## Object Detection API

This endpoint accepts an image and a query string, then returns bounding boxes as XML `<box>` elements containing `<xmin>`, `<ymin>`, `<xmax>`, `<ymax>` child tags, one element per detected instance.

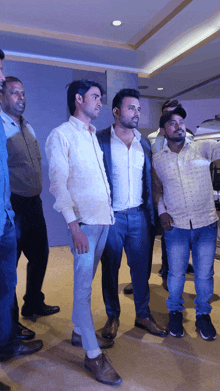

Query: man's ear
<box><xmin>75</xmin><ymin>93</ymin><xmax>83</xmax><ymax>105</ymax></box>
<box><xmin>112</xmin><ymin>107</ymin><xmax>119</xmax><ymax>118</ymax></box>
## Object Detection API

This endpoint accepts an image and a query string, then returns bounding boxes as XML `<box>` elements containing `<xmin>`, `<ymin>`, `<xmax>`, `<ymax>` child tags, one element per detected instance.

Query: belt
<box><xmin>114</xmin><ymin>205</ymin><xmax>144</xmax><ymax>214</ymax></box>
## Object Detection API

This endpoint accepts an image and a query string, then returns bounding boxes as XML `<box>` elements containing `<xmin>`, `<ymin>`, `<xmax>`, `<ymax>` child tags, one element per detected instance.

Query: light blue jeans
<box><xmin>69</xmin><ymin>224</ymin><xmax>109</xmax><ymax>351</ymax></box>
<box><xmin>164</xmin><ymin>222</ymin><xmax>217</xmax><ymax>315</ymax></box>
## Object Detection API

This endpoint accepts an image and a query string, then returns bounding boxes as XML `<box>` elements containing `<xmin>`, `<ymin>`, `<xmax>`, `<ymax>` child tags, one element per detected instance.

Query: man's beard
<box><xmin>119</xmin><ymin>115</ymin><xmax>139</xmax><ymax>129</ymax></box>
<box><xmin>167</xmin><ymin>135</ymin><xmax>185</xmax><ymax>142</ymax></box>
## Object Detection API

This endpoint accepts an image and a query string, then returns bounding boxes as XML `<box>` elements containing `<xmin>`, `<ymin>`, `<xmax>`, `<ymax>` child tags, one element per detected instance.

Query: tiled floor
<box><xmin>1</xmin><ymin>237</ymin><xmax>220</xmax><ymax>390</ymax></box>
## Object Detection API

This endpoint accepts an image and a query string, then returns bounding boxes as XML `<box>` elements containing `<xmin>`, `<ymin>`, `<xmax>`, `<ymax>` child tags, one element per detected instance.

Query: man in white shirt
<box><xmin>97</xmin><ymin>89</ymin><xmax>168</xmax><ymax>341</ymax></box>
<box><xmin>45</xmin><ymin>80</ymin><xmax>122</xmax><ymax>386</ymax></box>
<box><xmin>153</xmin><ymin>106</ymin><xmax>219</xmax><ymax>341</ymax></box>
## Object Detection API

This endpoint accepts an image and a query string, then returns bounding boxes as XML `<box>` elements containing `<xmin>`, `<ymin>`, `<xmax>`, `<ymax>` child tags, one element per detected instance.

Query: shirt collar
<box><xmin>0</xmin><ymin>110</ymin><xmax>27</xmax><ymax>127</ymax></box>
<box><xmin>69</xmin><ymin>116</ymin><xmax>96</xmax><ymax>134</ymax></box>
<box><xmin>110</xmin><ymin>123</ymin><xmax>141</xmax><ymax>141</ymax></box>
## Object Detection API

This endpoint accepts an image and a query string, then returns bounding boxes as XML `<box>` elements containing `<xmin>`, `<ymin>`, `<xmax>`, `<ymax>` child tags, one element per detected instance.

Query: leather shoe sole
<box><xmin>17</xmin><ymin>322</ymin><xmax>35</xmax><ymax>340</ymax></box>
<box><xmin>135</xmin><ymin>316</ymin><xmax>168</xmax><ymax>337</ymax></box>
<box><xmin>102</xmin><ymin>317</ymin><xmax>119</xmax><ymax>339</ymax></box>
<box><xmin>71</xmin><ymin>331</ymin><xmax>114</xmax><ymax>349</ymax></box>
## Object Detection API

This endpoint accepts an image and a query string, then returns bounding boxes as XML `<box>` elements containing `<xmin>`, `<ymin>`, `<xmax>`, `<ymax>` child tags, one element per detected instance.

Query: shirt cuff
<box><xmin>61</xmin><ymin>206</ymin><xmax>77</xmax><ymax>224</ymax></box>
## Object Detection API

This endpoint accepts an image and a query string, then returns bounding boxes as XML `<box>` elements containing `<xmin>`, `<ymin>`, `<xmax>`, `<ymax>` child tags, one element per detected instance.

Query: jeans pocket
<box><xmin>209</xmin><ymin>222</ymin><xmax>217</xmax><ymax>230</ymax></box>
<box><xmin>165</xmin><ymin>226</ymin><xmax>175</xmax><ymax>232</ymax></box>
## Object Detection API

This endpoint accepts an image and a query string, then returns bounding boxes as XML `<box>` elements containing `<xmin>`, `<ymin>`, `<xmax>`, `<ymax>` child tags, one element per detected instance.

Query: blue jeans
<box><xmin>165</xmin><ymin>222</ymin><xmax>217</xmax><ymax>314</ymax></box>
<box><xmin>0</xmin><ymin>217</ymin><xmax>17</xmax><ymax>355</ymax></box>
<box><xmin>101</xmin><ymin>207</ymin><xmax>153</xmax><ymax>319</ymax></box>
<box><xmin>69</xmin><ymin>224</ymin><xmax>109</xmax><ymax>351</ymax></box>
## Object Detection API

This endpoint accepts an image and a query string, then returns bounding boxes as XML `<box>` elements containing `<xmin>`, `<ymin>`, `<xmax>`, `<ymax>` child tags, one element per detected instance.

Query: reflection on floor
<box><xmin>1</xmin><ymin>237</ymin><xmax>220</xmax><ymax>390</ymax></box>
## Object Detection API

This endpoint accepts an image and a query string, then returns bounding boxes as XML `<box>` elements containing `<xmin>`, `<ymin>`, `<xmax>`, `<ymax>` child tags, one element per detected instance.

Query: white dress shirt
<box><xmin>153</xmin><ymin>139</ymin><xmax>220</xmax><ymax>229</ymax></box>
<box><xmin>45</xmin><ymin>116</ymin><xmax>114</xmax><ymax>225</ymax></box>
<box><xmin>110</xmin><ymin>125</ymin><xmax>144</xmax><ymax>211</ymax></box>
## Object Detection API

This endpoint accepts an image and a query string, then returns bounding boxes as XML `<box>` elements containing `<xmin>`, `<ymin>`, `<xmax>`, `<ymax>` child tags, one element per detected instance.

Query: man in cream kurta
<box><xmin>45</xmin><ymin>80</ymin><xmax>122</xmax><ymax>386</ymax></box>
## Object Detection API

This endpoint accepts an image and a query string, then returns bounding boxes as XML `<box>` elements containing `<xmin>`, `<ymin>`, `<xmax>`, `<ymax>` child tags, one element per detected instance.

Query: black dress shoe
<box><xmin>186</xmin><ymin>264</ymin><xmax>194</xmax><ymax>275</ymax></box>
<box><xmin>17</xmin><ymin>322</ymin><xmax>35</xmax><ymax>340</ymax></box>
<box><xmin>71</xmin><ymin>330</ymin><xmax>114</xmax><ymax>349</ymax></box>
<box><xmin>135</xmin><ymin>314</ymin><xmax>168</xmax><ymax>337</ymax></box>
<box><xmin>0</xmin><ymin>381</ymin><xmax>11</xmax><ymax>390</ymax></box>
<box><xmin>123</xmin><ymin>282</ymin><xmax>133</xmax><ymax>294</ymax></box>
<box><xmin>22</xmin><ymin>303</ymin><xmax>60</xmax><ymax>317</ymax></box>
<box><xmin>0</xmin><ymin>340</ymin><xmax>43</xmax><ymax>362</ymax></box>
<box><xmin>162</xmin><ymin>279</ymin><xmax>168</xmax><ymax>291</ymax></box>
<box><xmin>102</xmin><ymin>316</ymin><xmax>119</xmax><ymax>339</ymax></box>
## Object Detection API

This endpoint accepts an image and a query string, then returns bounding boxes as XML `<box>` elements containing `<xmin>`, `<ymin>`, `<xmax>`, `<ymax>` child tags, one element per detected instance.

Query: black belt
<box><xmin>114</xmin><ymin>205</ymin><xmax>144</xmax><ymax>214</ymax></box>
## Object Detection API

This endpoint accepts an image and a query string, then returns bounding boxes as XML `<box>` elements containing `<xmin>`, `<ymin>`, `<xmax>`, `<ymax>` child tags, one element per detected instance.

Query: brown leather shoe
<box><xmin>84</xmin><ymin>353</ymin><xmax>122</xmax><ymax>385</ymax></box>
<box><xmin>101</xmin><ymin>316</ymin><xmax>119</xmax><ymax>339</ymax></box>
<box><xmin>71</xmin><ymin>330</ymin><xmax>114</xmax><ymax>349</ymax></box>
<box><xmin>135</xmin><ymin>314</ymin><xmax>168</xmax><ymax>337</ymax></box>
<box><xmin>124</xmin><ymin>282</ymin><xmax>133</xmax><ymax>294</ymax></box>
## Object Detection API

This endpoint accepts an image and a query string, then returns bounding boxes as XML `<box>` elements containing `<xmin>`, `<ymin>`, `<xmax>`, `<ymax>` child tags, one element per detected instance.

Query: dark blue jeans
<box><xmin>161</xmin><ymin>231</ymin><xmax>169</xmax><ymax>280</ymax></box>
<box><xmin>10</xmin><ymin>194</ymin><xmax>49</xmax><ymax>319</ymax></box>
<box><xmin>0</xmin><ymin>217</ymin><xmax>17</xmax><ymax>355</ymax></box>
<box><xmin>165</xmin><ymin>223</ymin><xmax>217</xmax><ymax>314</ymax></box>
<box><xmin>101</xmin><ymin>207</ymin><xmax>153</xmax><ymax>319</ymax></box>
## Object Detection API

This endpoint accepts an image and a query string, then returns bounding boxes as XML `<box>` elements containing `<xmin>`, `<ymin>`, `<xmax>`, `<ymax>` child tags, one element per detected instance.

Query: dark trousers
<box><xmin>0</xmin><ymin>217</ymin><xmax>17</xmax><ymax>355</ymax></box>
<box><xmin>10</xmin><ymin>194</ymin><xmax>49</xmax><ymax>321</ymax></box>
<box><xmin>101</xmin><ymin>206</ymin><xmax>154</xmax><ymax>319</ymax></box>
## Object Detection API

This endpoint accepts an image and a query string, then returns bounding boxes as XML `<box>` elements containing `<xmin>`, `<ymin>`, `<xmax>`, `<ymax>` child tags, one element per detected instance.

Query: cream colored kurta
<box><xmin>45</xmin><ymin>116</ymin><xmax>114</xmax><ymax>225</ymax></box>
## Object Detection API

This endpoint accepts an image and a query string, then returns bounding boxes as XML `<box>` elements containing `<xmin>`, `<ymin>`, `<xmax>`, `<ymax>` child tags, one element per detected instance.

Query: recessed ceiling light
<box><xmin>157</xmin><ymin>87</ymin><xmax>164</xmax><ymax>90</ymax></box>
<box><xmin>112</xmin><ymin>20</ymin><xmax>122</xmax><ymax>27</ymax></box>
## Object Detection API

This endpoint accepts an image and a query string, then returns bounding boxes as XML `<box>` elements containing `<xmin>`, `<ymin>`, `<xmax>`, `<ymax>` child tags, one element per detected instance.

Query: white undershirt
<box><xmin>110</xmin><ymin>125</ymin><xmax>144</xmax><ymax>211</ymax></box>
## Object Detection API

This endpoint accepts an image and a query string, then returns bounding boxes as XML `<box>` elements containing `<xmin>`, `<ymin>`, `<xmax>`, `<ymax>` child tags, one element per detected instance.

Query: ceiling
<box><xmin>1</xmin><ymin>0</ymin><xmax>220</xmax><ymax>100</ymax></box>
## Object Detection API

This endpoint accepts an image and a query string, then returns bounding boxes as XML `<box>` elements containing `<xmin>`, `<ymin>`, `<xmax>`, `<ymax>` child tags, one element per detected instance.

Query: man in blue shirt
<box><xmin>0</xmin><ymin>48</ymin><xmax>43</xmax><ymax>361</ymax></box>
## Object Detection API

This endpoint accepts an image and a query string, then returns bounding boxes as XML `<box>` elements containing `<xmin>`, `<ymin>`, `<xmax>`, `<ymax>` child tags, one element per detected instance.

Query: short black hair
<box><xmin>2</xmin><ymin>76</ymin><xmax>22</xmax><ymax>93</ymax></box>
<box><xmin>161</xmin><ymin>99</ymin><xmax>181</xmax><ymax>113</ymax></box>
<box><xmin>112</xmin><ymin>88</ymin><xmax>140</xmax><ymax>111</ymax></box>
<box><xmin>0</xmin><ymin>49</ymin><xmax>5</xmax><ymax>60</ymax></box>
<box><xmin>159</xmin><ymin>107</ymin><xmax>187</xmax><ymax>129</ymax></box>
<box><xmin>67</xmin><ymin>79</ymin><xmax>104</xmax><ymax>116</ymax></box>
